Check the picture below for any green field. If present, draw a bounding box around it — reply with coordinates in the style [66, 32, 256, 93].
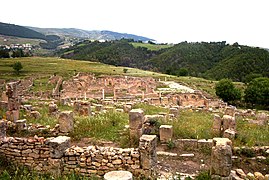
[0, 35, 45, 46]
[130, 42, 173, 51]
[0, 57, 245, 97]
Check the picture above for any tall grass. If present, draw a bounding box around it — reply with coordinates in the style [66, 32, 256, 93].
[71, 110, 129, 142]
[235, 118, 269, 146]
[133, 103, 168, 115]
[167, 110, 213, 139]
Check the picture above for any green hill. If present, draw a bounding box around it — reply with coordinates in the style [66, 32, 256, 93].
[0, 22, 47, 40]
[0, 22, 62, 49]
[59, 40, 269, 82]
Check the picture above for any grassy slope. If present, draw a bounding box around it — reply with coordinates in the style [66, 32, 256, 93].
[130, 42, 173, 51]
[0, 35, 45, 46]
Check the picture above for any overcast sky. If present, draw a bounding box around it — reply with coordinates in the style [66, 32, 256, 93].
[1, 0, 268, 48]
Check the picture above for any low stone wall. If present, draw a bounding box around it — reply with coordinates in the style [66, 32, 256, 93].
[0, 135, 157, 178]
[0, 136, 51, 172]
[63, 146, 141, 176]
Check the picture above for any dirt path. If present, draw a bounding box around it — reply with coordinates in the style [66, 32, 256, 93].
[159, 81, 195, 93]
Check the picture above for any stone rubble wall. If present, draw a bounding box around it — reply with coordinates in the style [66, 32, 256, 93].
[0, 136, 51, 171]
[63, 146, 141, 176]
[0, 135, 157, 178]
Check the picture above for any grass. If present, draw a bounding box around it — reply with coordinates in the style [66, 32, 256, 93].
[0, 35, 45, 46]
[0, 57, 228, 97]
[71, 110, 129, 142]
[234, 118, 269, 146]
[170, 110, 214, 139]
[130, 42, 173, 51]
[133, 103, 168, 115]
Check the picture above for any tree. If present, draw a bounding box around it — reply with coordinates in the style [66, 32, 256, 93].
[176, 68, 188, 76]
[244, 77, 269, 109]
[215, 79, 242, 104]
[13, 61, 23, 75]
[0, 49, 10, 58]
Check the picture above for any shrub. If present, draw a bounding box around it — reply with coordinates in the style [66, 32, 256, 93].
[13, 61, 23, 75]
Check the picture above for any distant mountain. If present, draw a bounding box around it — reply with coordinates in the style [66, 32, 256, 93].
[0, 22, 47, 40]
[27, 27, 154, 42]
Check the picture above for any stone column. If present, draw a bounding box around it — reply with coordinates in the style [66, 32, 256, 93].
[102, 89, 105, 100]
[48, 136, 71, 177]
[6, 82, 20, 122]
[58, 111, 74, 133]
[210, 138, 232, 179]
[0, 120, 7, 138]
[139, 135, 157, 176]
[159, 125, 173, 143]
[224, 106, 236, 117]
[212, 114, 222, 136]
[16, 119, 27, 132]
[129, 109, 144, 142]
[169, 107, 179, 118]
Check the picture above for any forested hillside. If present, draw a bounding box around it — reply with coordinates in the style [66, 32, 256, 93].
[60, 39, 162, 69]
[0, 22, 62, 49]
[59, 40, 269, 81]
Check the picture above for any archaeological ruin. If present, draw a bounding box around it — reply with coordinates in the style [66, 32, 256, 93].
[0, 74, 269, 179]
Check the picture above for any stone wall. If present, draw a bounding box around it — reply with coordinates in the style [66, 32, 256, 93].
[63, 146, 141, 176]
[0, 134, 157, 178]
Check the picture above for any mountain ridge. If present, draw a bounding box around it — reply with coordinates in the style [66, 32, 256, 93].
[27, 26, 154, 42]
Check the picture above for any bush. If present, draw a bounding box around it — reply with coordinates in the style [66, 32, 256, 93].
[244, 77, 269, 109]
[215, 79, 241, 105]
[13, 61, 23, 75]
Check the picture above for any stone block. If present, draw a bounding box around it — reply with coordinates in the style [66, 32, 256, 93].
[198, 139, 213, 151]
[169, 107, 179, 118]
[95, 104, 103, 112]
[58, 111, 74, 133]
[159, 125, 173, 143]
[212, 114, 222, 136]
[49, 103, 58, 115]
[223, 129, 236, 140]
[225, 106, 236, 116]
[223, 115, 236, 131]
[175, 139, 198, 150]
[0, 120, 7, 137]
[211, 138, 232, 177]
[48, 136, 71, 158]
[139, 135, 157, 170]
[16, 119, 27, 131]
[104, 171, 133, 180]
[129, 109, 144, 130]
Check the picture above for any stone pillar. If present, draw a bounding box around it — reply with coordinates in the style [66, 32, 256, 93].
[48, 136, 71, 177]
[16, 119, 27, 132]
[104, 171, 133, 180]
[6, 82, 20, 122]
[102, 89, 105, 100]
[212, 114, 222, 136]
[225, 106, 236, 116]
[113, 88, 117, 100]
[139, 135, 157, 175]
[0, 120, 7, 138]
[159, 125, 173, 143]
[223, 115, 236, 131]
[58, 111, 74, 133]
[211, 138, 232, 179]
[95, 104, 103, 112]
[169, 107, 179, 118]
[129, 109, 144, 142]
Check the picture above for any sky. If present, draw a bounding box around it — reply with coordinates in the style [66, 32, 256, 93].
[1, 0, 268, 48]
